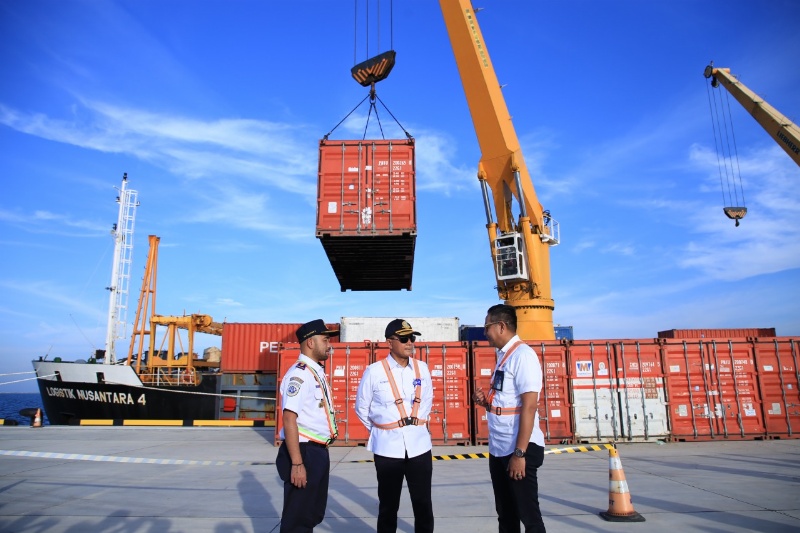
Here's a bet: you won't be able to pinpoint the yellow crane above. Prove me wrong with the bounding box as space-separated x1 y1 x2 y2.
704 64 800 167
439 1 558 339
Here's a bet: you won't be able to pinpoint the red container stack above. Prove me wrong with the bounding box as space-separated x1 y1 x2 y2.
662 338 765 441
471 341 568 445
327 342 373 445
658 328 776 339
316 138 417 291
222 323 338 373
413 342 471 445
275 342 371 447
530 341 572 444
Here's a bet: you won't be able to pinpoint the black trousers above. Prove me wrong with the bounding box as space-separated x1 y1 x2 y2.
488 442 546 533
374 450 434 533
276 441 330 532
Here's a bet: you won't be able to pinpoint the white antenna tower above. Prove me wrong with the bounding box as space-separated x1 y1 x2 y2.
104 173 139 364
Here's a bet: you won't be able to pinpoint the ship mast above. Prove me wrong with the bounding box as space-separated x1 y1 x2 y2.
104 173 139 364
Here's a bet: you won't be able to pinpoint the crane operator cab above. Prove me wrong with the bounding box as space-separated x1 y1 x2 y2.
495 233 528 281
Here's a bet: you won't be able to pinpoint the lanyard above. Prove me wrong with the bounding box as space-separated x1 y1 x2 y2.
486 341 523 408
300 359 338 440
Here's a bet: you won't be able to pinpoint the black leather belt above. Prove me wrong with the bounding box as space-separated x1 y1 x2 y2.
302 441 328 449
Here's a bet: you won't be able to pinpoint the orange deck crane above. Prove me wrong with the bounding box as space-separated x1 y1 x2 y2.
440 1 558 339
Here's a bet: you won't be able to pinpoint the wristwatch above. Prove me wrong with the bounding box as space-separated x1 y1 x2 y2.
513 447 525 458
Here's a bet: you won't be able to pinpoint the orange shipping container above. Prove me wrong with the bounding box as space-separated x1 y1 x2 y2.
662 339 765 441
222 323 338 373
753 338 800 439
316 138 417 291
658 328 776 339
471 341 568 445
530 341 572 444
411 342 471 445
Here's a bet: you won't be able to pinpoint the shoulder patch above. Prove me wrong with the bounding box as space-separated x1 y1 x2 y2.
295 362 307 370
290 376 304 384
287 382 301 396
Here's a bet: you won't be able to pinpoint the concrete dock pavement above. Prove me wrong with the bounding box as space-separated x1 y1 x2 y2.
0 427 798 532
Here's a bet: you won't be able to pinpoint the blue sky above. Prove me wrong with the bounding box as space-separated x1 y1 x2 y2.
2 1 798 392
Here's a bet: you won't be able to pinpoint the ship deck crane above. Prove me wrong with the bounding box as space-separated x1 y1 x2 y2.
126 235 223 386
440 0 558 339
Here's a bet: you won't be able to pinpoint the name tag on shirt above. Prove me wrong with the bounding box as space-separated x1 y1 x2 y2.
491 370 505 391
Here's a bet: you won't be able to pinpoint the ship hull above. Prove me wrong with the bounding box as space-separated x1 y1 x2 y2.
33 361 218 425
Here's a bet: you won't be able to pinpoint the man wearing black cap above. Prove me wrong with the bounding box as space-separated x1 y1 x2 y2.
355 319 434 533
276 319 339 532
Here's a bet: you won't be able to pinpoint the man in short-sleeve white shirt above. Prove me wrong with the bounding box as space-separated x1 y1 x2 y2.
474 304 547 533
276 319 338 532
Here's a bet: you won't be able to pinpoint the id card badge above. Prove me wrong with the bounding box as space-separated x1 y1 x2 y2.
491 370 505 391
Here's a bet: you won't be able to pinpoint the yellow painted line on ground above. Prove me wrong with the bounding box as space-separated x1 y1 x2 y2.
349 444 615 464
122 420 184 426
77 419 275 427
546 443 615 455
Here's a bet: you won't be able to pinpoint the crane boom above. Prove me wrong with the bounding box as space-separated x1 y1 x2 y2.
440 0 555 339
704 65 800 167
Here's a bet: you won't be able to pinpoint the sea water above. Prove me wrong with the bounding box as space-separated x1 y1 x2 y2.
0 393 48 425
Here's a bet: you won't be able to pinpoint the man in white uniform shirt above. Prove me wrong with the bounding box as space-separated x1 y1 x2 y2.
277 319 339 533
355 319 434 533
474 304 547 533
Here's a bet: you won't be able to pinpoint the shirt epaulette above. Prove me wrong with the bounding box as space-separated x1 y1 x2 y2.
295 362 307 370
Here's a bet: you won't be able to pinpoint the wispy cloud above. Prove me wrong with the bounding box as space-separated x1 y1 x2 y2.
0 207 107 237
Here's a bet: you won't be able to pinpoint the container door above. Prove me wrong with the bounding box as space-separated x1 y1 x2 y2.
569 341 621 442
317 139 416 235
662 339 714 440
411 342 471 445
754 338 800 439
327 342 373 445
705 339 765 439
615 340 669 441
530 341 572 444
470 343 496 444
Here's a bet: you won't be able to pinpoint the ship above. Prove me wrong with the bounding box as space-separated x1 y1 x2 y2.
32 176 230 425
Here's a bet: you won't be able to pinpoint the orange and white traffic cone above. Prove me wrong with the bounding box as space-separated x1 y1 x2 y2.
599 446 645 522
32 409 43 428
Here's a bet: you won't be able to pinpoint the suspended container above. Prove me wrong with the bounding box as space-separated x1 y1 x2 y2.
316 138 417 291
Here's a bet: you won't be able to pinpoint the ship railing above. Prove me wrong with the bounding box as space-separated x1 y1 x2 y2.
136 367 197 387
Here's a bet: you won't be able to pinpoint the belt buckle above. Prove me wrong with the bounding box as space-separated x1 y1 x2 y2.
494 406 502 416
401 417 415 427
